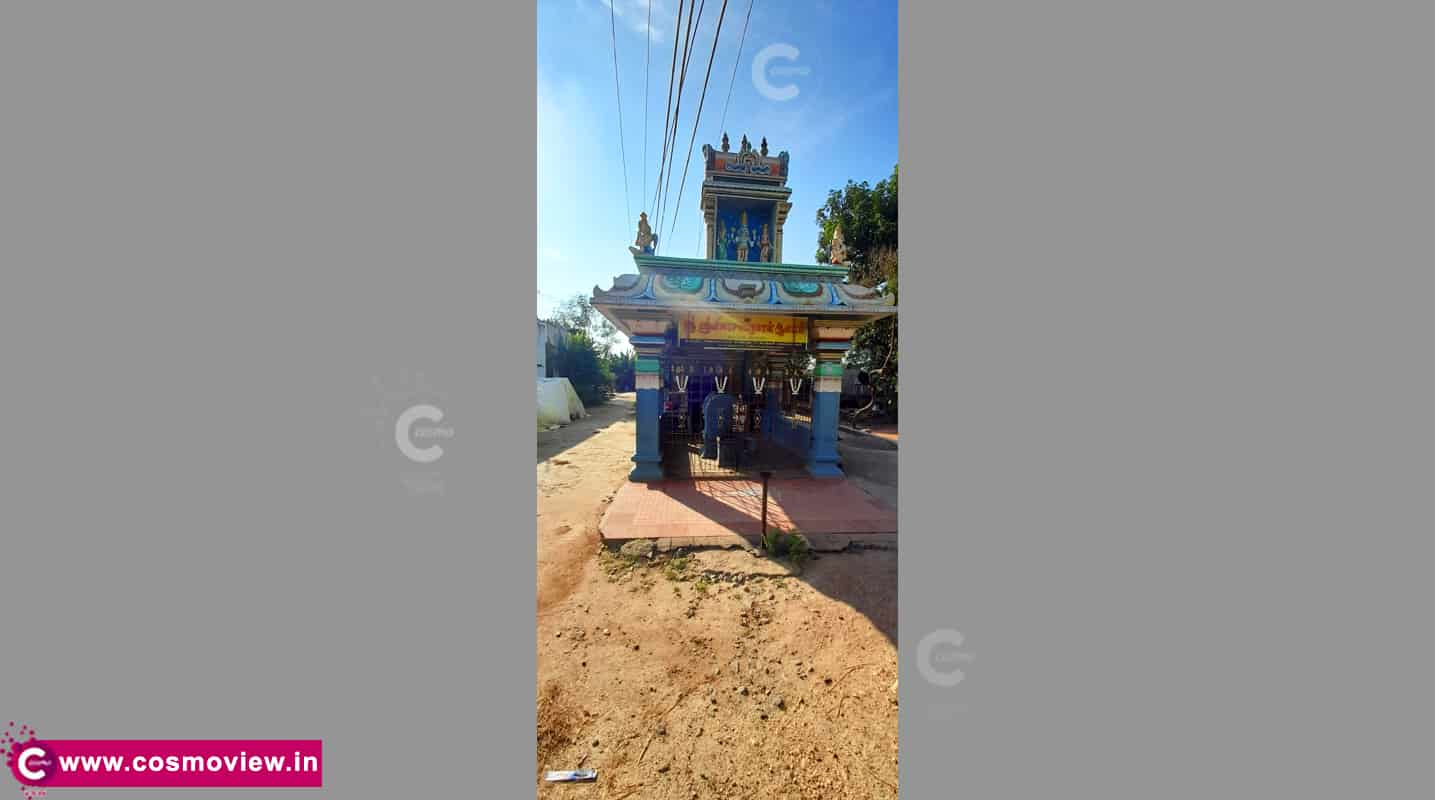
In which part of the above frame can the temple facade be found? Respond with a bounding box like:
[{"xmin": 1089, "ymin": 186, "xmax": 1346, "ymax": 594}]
[{"xmin": 592, "ymin": 136, "xmax": 897, "ymax": 481}]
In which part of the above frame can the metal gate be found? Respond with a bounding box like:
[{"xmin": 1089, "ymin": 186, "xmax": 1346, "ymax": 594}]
[{"xmin": 661, "ymin": 376, "xmax": 807, "ymax": 479}]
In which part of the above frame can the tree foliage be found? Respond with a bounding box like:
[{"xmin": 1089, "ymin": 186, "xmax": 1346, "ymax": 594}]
[
  {"xmin": 545, "ymin": 293, "xmax": 632, "ymax": 402},
  {"xmin": 606, "ymin": 351, "xmax": 635, "ymax": 393},
  {"xmin": 815, "ymin": 164, "xmax": 899, "ymax": 420},
  {"xmin": 547, "ymin": 331, "xmax": 613, "ymax": 407},
  {"xmin": 550, "ymin": 293, "xmax": 621, "ymax": 355}
]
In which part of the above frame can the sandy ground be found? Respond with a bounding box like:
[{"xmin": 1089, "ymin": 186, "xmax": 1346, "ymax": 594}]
[{"xmin": 537, "ymin": 394, "xmax": 899, "ymax": 799}]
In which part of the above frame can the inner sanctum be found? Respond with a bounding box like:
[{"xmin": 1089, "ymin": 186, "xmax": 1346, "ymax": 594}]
[{"xmin": 592, "ymin": 135, "xmax": 897, "ymax": 481}]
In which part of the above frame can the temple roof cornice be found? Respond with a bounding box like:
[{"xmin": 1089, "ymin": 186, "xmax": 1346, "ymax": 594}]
[{"xmin": 633, "ymin": 254, "xmax": 846, "ymax": 280}]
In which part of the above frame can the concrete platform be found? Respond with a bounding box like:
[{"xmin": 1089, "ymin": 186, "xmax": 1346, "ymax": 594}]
[{"xmin": 600, "ymin": 477, "xmax": 897, "ymax": 550}]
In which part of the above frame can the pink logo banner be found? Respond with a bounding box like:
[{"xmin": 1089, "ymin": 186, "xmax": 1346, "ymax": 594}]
[{"xmin": 7, "ymin": 740, "xmax": 322, "ymax": 789}]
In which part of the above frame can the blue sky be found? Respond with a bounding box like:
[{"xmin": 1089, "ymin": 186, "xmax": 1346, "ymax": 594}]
[{"xmin": 538, "ymin": 0, "xmax": 898, "ymax": 346}]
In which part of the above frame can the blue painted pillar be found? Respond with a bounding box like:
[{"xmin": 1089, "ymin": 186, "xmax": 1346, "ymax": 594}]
[
  {"xmin": 806, "ymin": 357, "xmax": 845, "ymax": 478},
  {"xmin": 630, "ymin": 355, "xmax": 664, "ymax": 481}
]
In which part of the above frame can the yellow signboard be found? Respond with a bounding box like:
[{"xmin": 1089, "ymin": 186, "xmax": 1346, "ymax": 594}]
[{"xmin": 679, "ymin": 312, "xmax": 808, "ymax": 345}]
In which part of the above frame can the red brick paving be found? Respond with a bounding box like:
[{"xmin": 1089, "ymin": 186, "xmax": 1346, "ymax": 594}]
[{"xmin": 600, "ymin": 478, "xmax": 897, "ymax": 543}]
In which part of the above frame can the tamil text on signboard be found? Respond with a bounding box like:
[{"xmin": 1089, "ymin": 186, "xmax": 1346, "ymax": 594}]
[{"xmin": 679, "ymin": 313, "xmax": 808, "ymax": 345}]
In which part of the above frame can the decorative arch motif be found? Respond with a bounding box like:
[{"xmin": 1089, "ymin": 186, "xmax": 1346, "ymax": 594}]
[
  {"xmin": 781, "ymin": 280, "xmax": 823, "ymax": 297},
  {"xmin": 660, "ymin": 274, "xmax": 705, "ymax": 293},
  {"xmin": 720, "ymin": 278, "xmax": 765, "ymax": 300}
]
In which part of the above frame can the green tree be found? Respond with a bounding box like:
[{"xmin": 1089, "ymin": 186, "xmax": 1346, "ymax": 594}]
[
  {"xmin": 551, "ymin": 293, "xmax": 621, "ymax": 354},
  {"xmin": 606, "ymin": 351, "xmax": 635, "ymax": 392},
  {"xmin": 548, "ymin": 331, "xmax": 613, "ymax": 407},
  {"xmin": 815, "ymin": 164, "xmax": 898, "ymax": 420}
]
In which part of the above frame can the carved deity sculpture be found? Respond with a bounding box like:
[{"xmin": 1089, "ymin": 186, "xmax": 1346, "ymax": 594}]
[
  {"xmin": 629, "ymin": 211, "xmax": 656, "ymax": 255},
  {"xmin": 734, "ymin": 211, "xmax": 751, "ymax": 262},
  {"xmin": 759, "ymin": 224, "xmax": 772, "ymax": 263},
  {"xmin": 635, "ymin": 212, "xmax": 653, "ymax": 249},
  {"xmin": 721, "ymin": 132, "xmax": 730, "ymax": 152},
  {"xmin": 829, "ymin": 224, "xmax": 849, "ymax": 265},
  {"xmin": 740, "ymin": 134, "xmax": 751, "ymax": 154},
  {"xmin": 760, "ymin": 137, "xmax": 769, "ymax": 157},
  {"xmin": 715, "ymin": 218, "xmax": 728, "ymax": 259}
]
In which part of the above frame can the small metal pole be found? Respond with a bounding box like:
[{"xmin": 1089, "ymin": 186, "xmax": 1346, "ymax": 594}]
[{"xmin": 760, "ymin": 470, "xmax": 773, "ymax": 538}]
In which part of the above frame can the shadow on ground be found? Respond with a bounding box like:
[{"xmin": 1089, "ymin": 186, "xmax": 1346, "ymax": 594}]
[
  {"xmin": 838, "ymin": 431, "xmax": 898, "ymax": 510},
  {"xmin": 537, "ymin": 392, "xmax": 636, "ymax": 464},
  {"xmin": 796, "ymin": 548, "xmax": 897, "ymax": 645},
  {"xmin": 613, "ymin": 433, "xmax": 899, "ymax": 647}
]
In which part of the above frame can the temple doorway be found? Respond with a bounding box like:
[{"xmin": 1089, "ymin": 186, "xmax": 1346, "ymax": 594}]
[{"xmin": 659, "ymin": 350, "xmax": 813, "ymax": 479}]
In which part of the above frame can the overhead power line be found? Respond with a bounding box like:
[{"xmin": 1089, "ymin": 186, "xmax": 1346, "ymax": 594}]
[
  {"xmin": 608, "ymin": 0, "xmax": 633, "ymax": 226},
  {"xmin": 667, "ymin": 0, "xmax": 730, "ymax": 243},
  {"xmin": 715, "ymin": 0, "xmax": 754, "ymax": 141},
  {"xmin": 652, "ymin": 0, "xmax": 686, "ymax": 225},
  {"xmin": 657, "ymin": 0, "xmax": 701, "ymax": 241},
  {"xmin": 657, "ymin": 0, "xmax": 706, "ymax": 249},
  {"xmin": 643, "ymin": 0, "xmax": 652, "ymax": 208}
]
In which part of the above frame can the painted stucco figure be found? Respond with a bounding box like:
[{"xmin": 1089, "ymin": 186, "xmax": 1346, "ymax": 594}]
[
  {"xmin": 629, "ymin": 211, "xmax": 656, "ymax": 256},
  {"xmin": 735, "ymin": 211, "xmax": 751, "ymax": 262},
  {"xmin": 829, "ymin": 224, "xmax": 849, "ymax": 266}
]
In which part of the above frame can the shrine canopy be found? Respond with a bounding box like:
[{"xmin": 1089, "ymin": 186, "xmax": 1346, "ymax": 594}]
[
  {"xmin": 591, "ymin": 254, "xmax": 895, "ymax": 349},
  {"xmin": 592, "ymin": 134, "xmax": 896, "ymax": 351}
]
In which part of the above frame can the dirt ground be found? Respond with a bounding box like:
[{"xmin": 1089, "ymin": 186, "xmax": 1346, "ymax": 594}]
[{"xmin": 537, "ymin": 394, "xmax": 899, "ymax": 799}]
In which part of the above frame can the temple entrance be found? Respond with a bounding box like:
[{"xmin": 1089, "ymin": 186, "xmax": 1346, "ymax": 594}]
[{"xmin": 659, "ymin": 350, "xmax": 812, "ymax": 479}]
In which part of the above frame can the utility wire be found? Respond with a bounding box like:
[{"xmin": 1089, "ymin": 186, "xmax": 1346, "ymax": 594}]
[
  {"xmin": 656, "ymin": 0, "xmax": 706, "ymax": 248},
  {"xmin": 652, "ymin": 0, "xmax": 686, "ymax": 228},
  {"xmin": 667, "ymin": 0, "xmax": 729, "ymax": 243},
  {"xmin": 609, "ymin": 0, "xmax": 633, "ymax": 226},
  {"xmin": 673, "ymin": 0, "xmax": 707, "ymax": 191},
  {"xmin": 715, "ymin": 0, "xmax": 754, "ymax": 141},
  {"xmin": 642, "ymin": 0, "xmax": 652, "ymax": 213},
  {"xmin": 657, "ymin": 0, "xmax": 700, "ymax": 242}
]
